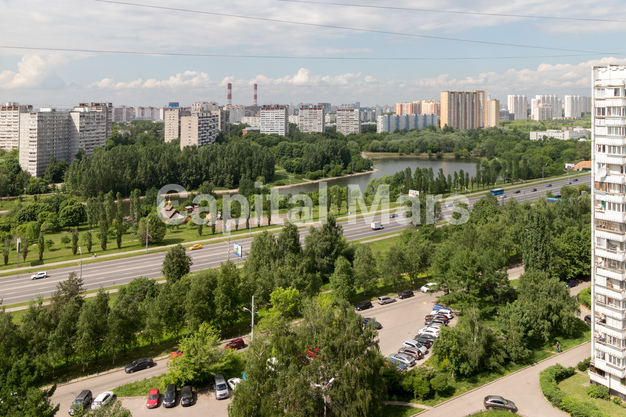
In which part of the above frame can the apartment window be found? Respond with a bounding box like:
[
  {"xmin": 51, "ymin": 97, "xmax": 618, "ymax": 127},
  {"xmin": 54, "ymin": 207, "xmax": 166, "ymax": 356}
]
[
  {"xmin": 597, "ymin": 88, "xmax": 606, "ymax": 98},
  {"xmin": 609, "ymin": 355, "xmax": 622, "ymax": 367},
  {"xmin": 615, "ymin": 88, "xmax": 623, "ymax": 97},
  {"xmin": 597, "ymin": 107, "xmax": 607, "ymax": 116}
]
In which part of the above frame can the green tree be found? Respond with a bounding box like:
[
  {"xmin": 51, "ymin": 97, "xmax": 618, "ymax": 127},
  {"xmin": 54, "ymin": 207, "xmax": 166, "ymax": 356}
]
[
  {"xmin": 214, "ymin": 261, "xmax": 242, "ymax": 330},
  {"xmin": 522, "ymin": 204, "xmax": 553, "ymax": 272},
  {"xmin": 82, "ymin": 230, "xmax": 92, "ymax": 253},
  {"xmin": 380, "ymin": 243, "xmax": 408, "ymax": 292},
  {"xmin": 76, "ymin": 288, "xmax": 110, "ymax": 363},
  {"xmin": 112, "ymin": 218, "xmax": 126, "ymax": 249},
  {"xmin": 38, "ymin": 231, "xmax": 44, "ymax": 261},
  {"xmin": 58, "ymin": 202, "xmax": 87, "ymax": 228},
  {"xmin": 71, "ymin": 228, "xmax": 79, "ymax": 255},
  {"xmin": 162, "ymin": 244, "xmax": 192, "ymax": 284},
  {"xmin": 329, "ymin": 256, "xmax": 355, "ymax": 301},
  {"xmin": 353, "ymin": 245, "xmax": 378, "ymax": 295},
  {"xmin": 303, "ymin": 214, "xmax": 347, "ymax": 280},
  {"xmin": 20, "ymin": 235, "xmax": 29, "ymax": 262},
  {"xmin": 268, "ymin": 287, "xmax": 301, "ymax": 319},
  {"xmin": 137, "ymin": 213, "xmax": 167, "ymax": 245},
  {"xmin": 184, "ymin": 270, "xmax": 218, "ymax": 333},
  {"xmin": 0, "ymin": 382, "xmax": 59, "ymax": 417},
  {"xmin": 99, "ymin": 219, "xmax": 108, "ymax": 251},
  {"xmin": 49, "ymin": 271, "xmax": 86, "ymax": 318},
  {"xmin": 48, "ymin": 298, "xmax": 80, "ymax": 368},
  {"xmin": 60, "ymin": 235, "xmax": 71, "ymax": 247},
  {"xmin": 276, "ymin": 222, "xmax": 302, "ymax": 258},
  {"xmin": 3, "ymin": 238, "xmax": 10, "ymax": 265}
]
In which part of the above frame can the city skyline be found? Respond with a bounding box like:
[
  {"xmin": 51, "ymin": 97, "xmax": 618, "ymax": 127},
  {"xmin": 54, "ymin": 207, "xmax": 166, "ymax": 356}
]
[{"xmin": 2, "ymin": 0, "xmax": 626, "ymax": 107}]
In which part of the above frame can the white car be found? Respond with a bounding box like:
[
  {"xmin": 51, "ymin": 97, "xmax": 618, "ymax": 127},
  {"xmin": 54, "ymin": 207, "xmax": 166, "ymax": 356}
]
[
  {"xmin": 389, "ymin": 353, "xmax": 416, "ymax": 367},
  {"xmin": 377, "ymin": 296, "xmax": 396, "ymax": 305},
  {"xmin": 418, "ymin": 327, "xmax": 440, "ymax": 338},
  {"xmin": 31, "ymin": 271, "xmax": 48, "ymax": 280},
  {"xmin": 91, "ymin": 391, "xmax": 115, "ymax": 410},
  {"xmin": 227, "ymin": 378, "xmax": 242, "ymax": 391},
  {"xmin": 403, "ymin": 339, "xmax": 428, "ymax": 354},
  {"xmin": 434, "ymin": 308, "xmax": 453, "ymax": 320},
  {"xmin": 420, "ymin": 283, "xmax": 437, "ymax": 292}
]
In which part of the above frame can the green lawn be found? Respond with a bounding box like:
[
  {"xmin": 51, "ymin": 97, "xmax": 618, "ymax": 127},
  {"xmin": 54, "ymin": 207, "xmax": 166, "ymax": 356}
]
[
  {"xmin": 558, "ymin": 373, "xmax": 626, "ymax": 416},
  {"xmin": 466, "ymin": 411, "xmax": 523, "ymax": 417},
  {"xmin": 114, "ymin": 375, "xmax": 165, "ymax": 397},
  {"xmin": 381, "ymin": 405, "xmax": 423, "ymax": 417}
]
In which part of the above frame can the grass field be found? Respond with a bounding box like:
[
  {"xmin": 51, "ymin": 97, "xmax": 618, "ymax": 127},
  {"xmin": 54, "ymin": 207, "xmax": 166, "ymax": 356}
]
[{"xmin": 558, "ymin": 373, "xmax": 626, "ymax": 416}]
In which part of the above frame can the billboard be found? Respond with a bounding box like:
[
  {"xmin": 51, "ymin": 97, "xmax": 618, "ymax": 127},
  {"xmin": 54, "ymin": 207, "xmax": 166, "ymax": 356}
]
[
  {"xmin": 234, "ymin": 242, "xmax": 243, "ymax": 258},
  {"xmin": 408, "ymin": 190, "xmax": 419, "ymax": 197},
  {"xmin": 565, "ymin": 163, "xmax": 575, "ymax": 170}
]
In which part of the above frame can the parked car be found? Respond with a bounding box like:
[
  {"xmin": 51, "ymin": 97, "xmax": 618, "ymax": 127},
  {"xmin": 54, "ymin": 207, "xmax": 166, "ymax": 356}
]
[
  {"xmin": 425, "ymin": 314, "xmax": 449, "ymax": 326},
  {"xmin": 584, "ymin": 315, "xmax": 592, "ymax": 326},
  {"xmin": 146, "ymin": 388, "xmax": 159, "ymax": 409},
  {"xmin": 188, "ymin": 244, "xmax": 202, "ymax": 251},
  {"xmin": 162, "ymin": 384, "xmax": 176, "ymax": 408},
  {"xmin": 428, "ymin": 321, "xmax": 445, "ymax": 330},
  {"xmin": 398, "ymin": 289, "xmax": 414, "ymax": 299},
  {"xmin": 225, "ymin": 338, "xmax": 245, "ymax": 350},
  {"xmin": 484, "ymin": 395, "xmax": 518, "ymax": 412},
  {"xmin": 566, "ymin": 279, "xmax": 578, "ymax": 288},
  {"xmin": 418, "ymin": 327, "xmax": 440, "ymax": 338},
  {"xmin": 414, "ymin": 335, "xmax": 434, "ymax": 349},
  {"xmin": 385, "ymin": 357, "xmax": 408, "ymax": 372},
  {"xmin": 389, "ymin": 353, "xmax": 416, "ymax": 367},
  {"xmin": 402, "ymin": 340, "xmax": 428, "ymax": 355},
  {"xmin": 378, "ymin": 296, "xmax": 396, "ymax": 305},
  {"xmin": 214, "ymin": 374, "xmax": 230, "ymax": 400},
  {"xmin": 31, "ymin": 271, "xmax": 48, "ymax": 280},
  {"xmin": 180, "ymin": 386, "xmax": 194, "ymax": 407},
  {"xmin": 91, "ymin": 391, "xmax": 114, "ymax": 410},
  {"xmin": 363, "ymin": 318, "xmax": 382, "ymax": 330},
  {"xmin": 125, "ymin": 358, "xmax": 155, "ymax": 373},
  {"xmin": 531, "ymin": 188, "xmax": 537, "ymax": 192},
  {"xmin": 432, "ymin": 303, "xmax": 449, "ymax": 311},
  {"xmin": 170, "ymin": 349, "xmax": 183, "ymax": 359},
  {"xmin": 69, "ymin": 390, "xmax": 92, "ymax": 415},
  {"xmin": 398, "ymin": 346, "xmax": 423, "ymax": 360},
  {"xmin": 420, "ymin": 283, "xmax": 437, "ymax": 292},
  {"xmin": 227, "ymin": 378, "xmax": 242, "ymax": 391},
  {"xmin": 355, "ymin": 300, "xmax": 373, "ymax": 311},
  {"xmin": 432, "ymin": 308, "xmax": 453, "ymax": 320},
  {"xmin": 514, "ymin": 190, "xmax": 521, "ymax": 194}
]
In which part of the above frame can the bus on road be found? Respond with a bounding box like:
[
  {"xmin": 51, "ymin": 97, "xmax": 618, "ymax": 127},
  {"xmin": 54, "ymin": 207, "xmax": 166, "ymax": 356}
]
[{"xmin": 490, "ymin": 188, "xmax": 504, "ymax": 196}]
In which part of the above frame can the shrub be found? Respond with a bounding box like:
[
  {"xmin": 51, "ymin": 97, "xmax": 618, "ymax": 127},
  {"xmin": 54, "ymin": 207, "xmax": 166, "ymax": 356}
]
[
  {"xmin": 539, "ymin": 364, "xmax": 575, "ymax": 409},
  {"xmin": 612, "ymin": 396, "xmax": 623, "ymax": 406},
  {"xmin": 578, "ymin": 287, "xmax": 591, "ymax": 309},
  {"xmin": 587, "ymin": 384, "xmax": 610, "ymax": 400},
  {"xmin": 577, "ymin": 357, "xmax": 591, "ymax": 372},
  {"xmin": 561, "ymin": 396, "xmax": 606, "ymax": 417}
]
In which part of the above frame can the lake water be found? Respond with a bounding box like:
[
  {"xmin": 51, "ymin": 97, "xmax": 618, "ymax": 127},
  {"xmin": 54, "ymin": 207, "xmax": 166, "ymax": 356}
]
[{"xmin": 279, "ymin": 158, "xmax": 478, "ymax": 195}]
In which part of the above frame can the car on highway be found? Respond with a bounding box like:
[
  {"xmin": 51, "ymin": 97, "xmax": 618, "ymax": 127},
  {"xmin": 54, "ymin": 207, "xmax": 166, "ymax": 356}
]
[
  {"xmin": 568, "ymin": 181, "xmax": 572, "ymax": 184},
  {"xmin": 378, "ymin": 296, "xmax": 396, "ymax": 305},
  {"xmin": 355, "ymin": 300, "xmax": 373, "ymax": 311},
  {"xmin": 573, "ymin": 178, "xmax": 578, "ymax": 182},
  {"xmin": 398, "ymin": 289, "xmax": 414, "ymax": 299},
  {"xmin": 227, "ymin": 378, "xmax": 242, "ymax": 391},
  {"xmin": 188, "ymin": 244, "xmax": 202, "ymax": 251},
  {"xmin": 566, "ymin": 279, "xmax": 578, "ymax": 288},
  {"xmin": 389, "ymin": 353, "xmax": 416, "ymax": 367},
  {"xmin": 502, "ymin": 194, "xmax": 507, "ymax": 198},
  {"xmin": 146, "ymin": 388, "xmax": 159, "ymax": 409},
  {"xmin": 547, "ymin": 184, "xmax": 552, "ymax": 187},
  {"xmin": 170, "ymin": 349, "xmax": 183, "ymax": 359},
  {"xmin": 181, "ymin": 386, "xmax": 194, "ymax": 407},
  {"xmin": 531, "ymin": 188, "xmax": 537, "ymax": 192},
  {"xmin": 225, "ymin": 338, "xmax": 245, "ymax": 350},
  {"xmin": 214, "ymin": 374, "xmax": 230, "ymax": 400},
  {"xmin": 484, "ymin": 395, "xmax": 518, "ymax": 412},
  {"xmin": 31, "ymin": 271, "xmax": 48, "ymax": 280},
  {"xmin": 390, "ymin": 213, "xmax": 398, "ymax": 218},
  {"xmin": 398, "ymin": 346, "xmax": 423, "ymax": 359},
  {"xmin": 125, "ymin": 358, "xmax": 155, "ymax": 373},
  {"xmin": 420, "ymin": 283, "xmax": 437, "ymax": 292},
  {"xmin": 91, "ymin": 391, "xmax": 114, "ymax": 410},
  {"xmin": 163, "ymin": 384, "xmax": 176, "ymax": 408},
  {"xmin": 363, "ymin": 318, "xmax": 382, "ymax": 330},
  {"xmin": 514, "ymin": 190, "xmax": 520, "ymax": 194}
]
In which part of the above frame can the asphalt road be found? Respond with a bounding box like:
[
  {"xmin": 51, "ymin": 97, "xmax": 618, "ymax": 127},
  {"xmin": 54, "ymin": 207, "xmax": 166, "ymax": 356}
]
[{"xmin": 0, "ymin": 174, "xmax": 589, "ymax": 307}]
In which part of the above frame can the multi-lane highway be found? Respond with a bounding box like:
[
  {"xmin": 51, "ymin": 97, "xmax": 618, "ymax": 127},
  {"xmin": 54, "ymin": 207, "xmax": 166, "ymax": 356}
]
[{"xmin": 0, "ymin": 174, "xmax": 590, "ymax": 306}]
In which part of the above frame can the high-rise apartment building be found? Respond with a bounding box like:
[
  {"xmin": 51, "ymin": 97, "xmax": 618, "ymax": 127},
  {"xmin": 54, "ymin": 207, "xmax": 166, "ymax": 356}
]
[
  {"xmin": 487, "ymin": 99, "xmax": 500, "ymax": 128},
  {"xmin": 440, "ymin": 91, "xmax": 489, "ymax": 130},
  {"xmin": 298, "ymin": 105, "xmax": 326, "ymax": 133},
  {"xmin": 69, "ymin": 107, "xmax": 108, "ymax": 157},
  {"xmin": 395, "ymin": 102, "xmax": 419, "ymax": 115},
  {"xmin": 590, "ymin": 64, "xmax": 626, "ymax": 399},
  {"xmin": 531, "ymin": 95, "xmax": 562, "ymax": 120},
  {"xmin": 76, "ymin": 103, "xmax": 112, "ymax": 138},
  {"xmin": 420, "ymin": 100, "xmax": 441, "ymax": 116},
  {"xmin": 134, "ymin": 107, "xmax": 160, "ymax": 121},
  {"xmin": 0, "ymin": 102, "xmax": 32, "ymax": 151},
  {"xmin": 211, "ymin": 108, "xmax": 230, "ymax": 135},
  {"xmin": 564, "ymin": 95, "xmax": 591, "ymax": 118},
  {"xmin": 507, "ymin": 95, "xmax": 528, "ymax": 121},
  {"xmin": 180, "ymin": 113, "xmax": 219, "ymax": 149},
  {"xmin": 113, "ymin": 106, "xmax": 134, "ymax": 123},
  {"xmin": 336, "ymin": 108, "xmax": 361, "ymax": 135},
  {"xmin": 260, "ymin": 105, "xmax": 289, "ymax": 136},
  {"xmin": 164, "ymin": 107, "xmax": 191, "ymax": 142}
]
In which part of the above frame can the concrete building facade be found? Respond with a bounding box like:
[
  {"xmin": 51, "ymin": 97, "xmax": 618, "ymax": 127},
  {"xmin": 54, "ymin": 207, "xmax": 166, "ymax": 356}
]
[
  {"xmin": 507, "ymin": 95, "xmax": 528, "ymax": 121},
  {"xmin": 395, "ymin": 102, "xmax": 419, "ymax": 115},
  {"xmin": 336, "ymin": 108, "xmax": 361, "ymax": 135},
  {"xmin": 76, "ymin": 103, "xmax": 112, "ymax": 138},
  {"xmin": 376, "ymin": 114, "xmax": 438, "ymax": 133},
  {"xmin": 420, "ymin": 100, "xmax": 440, "ymax": 116},
  {"xmin": 531, "ymin": 95, "xmax": 562, "ymax": 120},
  {"xmin": 260, "ymin": 105, "xmax": 289, "ymax": 136},
  {"xmin": 565, "ymin": 95, "xmax": 591, "ymax": 118},
  {"xmin": 180, "ymin": 113, "xmax": 219, "ymax": 149},
  {"xmin": 440, "ymin": 90, "xmax": 488, "ymax": 130},
  {"xmin": 113, "ymin": 106, "xmax": 134, "ymax": 123},
  {"xmin": 164, "ymin": 107, "xmax": 191, "ymax": 142},
  {"xmin": 590, "ymin": 64, "xmax": 626, "ymax": 399},
  {"xmin": 298, "ymin": 105, "xmax": 326, "ymax": 133},
  {"xmin": 0, "ymin": 102, "xmax": 32, "ymax": 151}
]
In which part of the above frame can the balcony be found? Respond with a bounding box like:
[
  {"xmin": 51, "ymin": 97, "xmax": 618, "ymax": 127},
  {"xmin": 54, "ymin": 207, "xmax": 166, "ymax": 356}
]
[
  {"xmin": 596, "ymin": 193, "xmax": 626, "ymax": 204},
  {"xmin": 597, "ymin": 248, "xmax": 626, "ymax": 262},
  {"xmin": 597, "ymin": 153, "xmax": 626, "ymax": 165},
  {"xmin": 596, "ymin": 283, "xmax": 626, "ymax": 301},
  {"xmin": 595, "ymin": 337, "xmax": 626, "ymax": 359},
  {"xmin": 595, "ymin": 303, "xmax": 626, "ymax": 321},
  {"xmin": 595, "ymin": 211, "xmax": 626, "ymax": 223}
]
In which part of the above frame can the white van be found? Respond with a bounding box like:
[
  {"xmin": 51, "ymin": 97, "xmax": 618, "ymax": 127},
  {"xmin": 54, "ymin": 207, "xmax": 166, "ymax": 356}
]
[
  {"xmin": 371, "ymin": 222, "xmax": 383, "ymax": 230},
  {"xmin": 214, "ymin": 374, "xmax": 229, "ymax": 399}
]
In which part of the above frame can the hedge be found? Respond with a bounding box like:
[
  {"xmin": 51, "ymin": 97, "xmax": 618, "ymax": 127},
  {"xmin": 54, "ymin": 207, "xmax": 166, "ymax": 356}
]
[
  {"xmin": 578, "ymin": 287, "xmax": 591, "ymax": 309},
  {"xmin": 539, "ymin": 364, "xmax": 610, "ymax": 417}
]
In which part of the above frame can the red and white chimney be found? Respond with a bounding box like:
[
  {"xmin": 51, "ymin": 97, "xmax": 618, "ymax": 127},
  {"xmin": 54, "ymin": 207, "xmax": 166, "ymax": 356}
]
[
  {"xmin": 227, "ymin": 83, "xmax": 232, "ymax": 107},
  {"xmin": 254, "ymin": 83, "xmax": 258, "ymax": 106}
]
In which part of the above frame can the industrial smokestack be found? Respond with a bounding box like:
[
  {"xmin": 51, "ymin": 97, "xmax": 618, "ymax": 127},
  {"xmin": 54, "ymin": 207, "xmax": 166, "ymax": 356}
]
[
  {"xmin": 254, "ymin": 84, "xmax": 258, "ymax": 106},
  {"xmin": 227, "ymin": 83, "xmax": 232, "ymax": 107}
]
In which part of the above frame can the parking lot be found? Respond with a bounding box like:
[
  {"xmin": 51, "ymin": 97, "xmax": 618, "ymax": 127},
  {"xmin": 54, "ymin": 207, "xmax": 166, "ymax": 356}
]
[{"xmin": 119, "ymin": 388, "xmax": 231, "ymax": 417}]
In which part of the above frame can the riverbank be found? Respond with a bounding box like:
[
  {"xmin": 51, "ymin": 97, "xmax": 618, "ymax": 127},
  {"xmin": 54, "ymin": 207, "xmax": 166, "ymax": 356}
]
[
  {"xmin": 363, "ymin": 152, "xmax": 474, "ymax": 161},
  {"xmin": 273, "ymin": 168, "xmax": 378, "ymax": 191}
]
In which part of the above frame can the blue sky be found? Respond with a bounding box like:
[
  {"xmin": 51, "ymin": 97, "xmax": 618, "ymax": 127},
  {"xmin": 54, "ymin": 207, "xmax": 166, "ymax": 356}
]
[{"xmin": 2, "ymin": 0, "xmax": 626, "ymax": 108}]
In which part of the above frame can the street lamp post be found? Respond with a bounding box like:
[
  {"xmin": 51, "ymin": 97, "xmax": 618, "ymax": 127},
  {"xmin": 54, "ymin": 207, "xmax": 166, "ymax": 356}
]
[
  {"xmin": 145, "ymin": 219, "xmax": 150, "ymax": 254},
  {"xmin": 79, "ymin": 247, "xmax": 82, "ymax": 280},
  {"xmin": 242, "ymin": 295, "xmax": 255, "ymax": 342},
  {"xmin": 315, "ymin": 378, "xmax": 335, "ymax": 417}
]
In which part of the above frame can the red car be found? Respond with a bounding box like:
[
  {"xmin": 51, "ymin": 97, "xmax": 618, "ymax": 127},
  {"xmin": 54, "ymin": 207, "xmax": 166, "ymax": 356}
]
[
  {"xmin": 170, "ymin": 350, "xmax": 183, "ymax": 359},
  {"xmin": 307, "ymin": 347, "xmax": 320, "ymax": 359},
  {"xmin": 146, "ymin": 388, "xmax": 159, "ymax": 409},
  {"xmin": 225, "ymin": 338, "xmax": 245, "ymax": 350}
]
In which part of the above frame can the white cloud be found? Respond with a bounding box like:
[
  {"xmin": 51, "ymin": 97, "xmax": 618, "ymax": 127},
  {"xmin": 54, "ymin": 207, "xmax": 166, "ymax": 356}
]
[{"xmin": 0, "ymin": 54, "xmax": 69, "ymax": 89}]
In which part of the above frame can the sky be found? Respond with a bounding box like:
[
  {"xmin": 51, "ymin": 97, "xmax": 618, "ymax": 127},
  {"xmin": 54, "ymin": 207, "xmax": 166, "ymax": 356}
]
[{"xmin": 2, "ymin": 0, "xmax": 626, "ymax": 109}]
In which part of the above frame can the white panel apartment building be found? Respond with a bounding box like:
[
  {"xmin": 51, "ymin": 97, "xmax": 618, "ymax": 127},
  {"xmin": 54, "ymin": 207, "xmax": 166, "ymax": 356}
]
[
  {"xmin": 565, "ymin": 95, "xmax": 591, "ymax": 118},
  {"xmin": 260, "ymin": 105, "xmax": 289, "ymax": 136},
  {"xmin": 298, "ymin": 105, "xmax": 325, "ymax": 133},
  {"xmin": 590, "ymin": 64, "xmax": 626, "ymax": 398},
  {"xmin": 531, "ymin": 95, "xmax": 562, "ymax": 120},
  {"xmin": 164, "ymin": 107, "xmax": 191, "ymax": 143},
  {"xmin": 0, "ymin": 102, "xmax": 32, "ymax": 151},
  {"xmin": 180, "ymin": 113, "xmax": 219, "ymax": 149},
  {"xmin": 336, "ymin": 108, "xmax": 361, "ymax": 135},
  {"xmin": 507, "ymin": 95, "xmax": 528, "ymax": 121}
]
